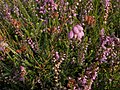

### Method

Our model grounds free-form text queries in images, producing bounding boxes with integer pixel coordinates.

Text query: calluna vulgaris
[0,0,119,90]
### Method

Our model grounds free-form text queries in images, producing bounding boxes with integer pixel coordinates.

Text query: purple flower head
[101,35,115,50]
[68,24,84,41]
[100,48,112,63]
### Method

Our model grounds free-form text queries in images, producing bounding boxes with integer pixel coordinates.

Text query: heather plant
[0,0,120,90]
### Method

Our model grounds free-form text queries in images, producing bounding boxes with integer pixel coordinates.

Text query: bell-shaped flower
[68,30,74,39]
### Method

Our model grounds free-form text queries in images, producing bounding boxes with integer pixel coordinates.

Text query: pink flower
[44,0,57,11]
[77,33,83,39]
[77,28,84,41]
[68,30,74,39]
[19,66,26,81]
[76,25,83,31]
[20,66,25,72]
[105,0,110,7]
[68,24,84,41]
[55,52,60,60]
[73,26,80,34]
[80,31,84,37]
[82,76,87,85]
[100,28,105,36]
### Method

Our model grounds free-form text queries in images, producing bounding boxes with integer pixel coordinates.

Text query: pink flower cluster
[77,66,99,90]
[68,24,84,41]
[36,0,57,14]
[26,37,39,53]
[99,28,120,63]
[104,0,111,24]
[19,66,26,81]
[44,0,57,11]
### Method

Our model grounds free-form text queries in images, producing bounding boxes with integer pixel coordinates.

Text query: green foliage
[0,0,120,89]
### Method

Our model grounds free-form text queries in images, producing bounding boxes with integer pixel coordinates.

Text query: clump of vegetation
[0,0,120,90]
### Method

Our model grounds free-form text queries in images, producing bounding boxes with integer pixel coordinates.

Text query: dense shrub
[0,0,120,90]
